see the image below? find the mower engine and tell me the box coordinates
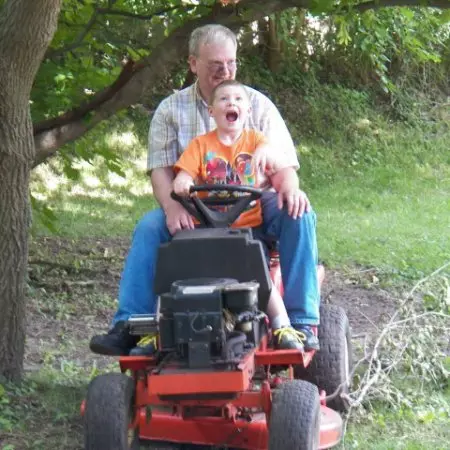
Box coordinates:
[156,278,266,369]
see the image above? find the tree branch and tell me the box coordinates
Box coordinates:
[45,3,195,60]
[96,23,150,54]
[45,9,99,59]
[32,1,281,164]
[96,4,195,21]
[34,58,142,135]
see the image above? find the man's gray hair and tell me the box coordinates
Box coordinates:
[189,24,237,56]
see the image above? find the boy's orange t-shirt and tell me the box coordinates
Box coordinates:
[174,129,267,228]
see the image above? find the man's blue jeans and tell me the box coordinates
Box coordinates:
[113,192,320,326]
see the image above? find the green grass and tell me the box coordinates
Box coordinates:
[313,165,449,281]
[341,386,450,450]
[0,368,113,450]
[299,123,450,284]
[31,129,159,237]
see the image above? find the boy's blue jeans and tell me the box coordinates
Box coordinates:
[113,192,320,326]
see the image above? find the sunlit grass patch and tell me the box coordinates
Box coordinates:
[303,124,450,284]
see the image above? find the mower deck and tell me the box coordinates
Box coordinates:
[115,344,342,450]
[138,406,342,449]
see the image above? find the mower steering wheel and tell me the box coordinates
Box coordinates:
[171,184,262,228]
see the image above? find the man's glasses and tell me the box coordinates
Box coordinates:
[205,60,238,73]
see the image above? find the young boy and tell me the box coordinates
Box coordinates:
[173,79,306,351]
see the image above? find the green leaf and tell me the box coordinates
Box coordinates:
[416,409,435,423]
[439,9,450,24]
[30,195,58,234]
[63,164,81,181]
[400,8,415,21]
[54,73,67,82]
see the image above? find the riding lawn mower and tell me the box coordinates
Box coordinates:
[81,185,352,450]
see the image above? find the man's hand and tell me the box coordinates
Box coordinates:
[165,200,195,235]
[167,171,195,235]
[269,166,311,220]
[173,171,194,197]
[277,186,311,220]
[151,167,195,235]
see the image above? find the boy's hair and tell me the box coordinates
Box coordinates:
[189,24,237,57]
[209,80,248,106]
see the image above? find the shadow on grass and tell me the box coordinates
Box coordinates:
[1,373,245,450]
[0,375,86,450]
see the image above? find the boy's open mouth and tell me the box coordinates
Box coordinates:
[226,111,238,122]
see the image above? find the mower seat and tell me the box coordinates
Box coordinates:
[154,227,272,312]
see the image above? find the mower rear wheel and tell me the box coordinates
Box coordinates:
[268,380,320,450]
[84,372,139,450]
[297,304,352,412]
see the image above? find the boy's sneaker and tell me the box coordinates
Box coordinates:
[89,321,138,356]
[292,324,320,351]
[273,327,305,352]
[129,334,158,356]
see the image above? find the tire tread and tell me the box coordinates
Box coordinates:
[84,372,137,450]
[297,305,352,412]
[269,380,320,450]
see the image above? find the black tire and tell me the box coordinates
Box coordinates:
[296,304,352,412]
[84,373,139,450]
[268,380,320,450]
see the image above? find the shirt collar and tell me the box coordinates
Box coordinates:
[194,80,208,108]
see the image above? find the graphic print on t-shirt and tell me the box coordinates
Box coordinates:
[204,151,256,186]
[204,151,257,212]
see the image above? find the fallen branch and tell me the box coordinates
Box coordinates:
[29,259,81,272]
[341,262,450,448]
[324,353,368,403]
[63,280,97,288]
[28,259,121,276]
[407,260,450,299]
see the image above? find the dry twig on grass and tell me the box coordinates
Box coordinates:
[340,262,450,448]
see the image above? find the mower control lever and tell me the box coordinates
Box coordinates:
[171,184,262,228]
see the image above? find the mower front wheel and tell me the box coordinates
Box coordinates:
[84,372,139,450]
[268,380,320,450]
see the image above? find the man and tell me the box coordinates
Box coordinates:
[89,24,320,355]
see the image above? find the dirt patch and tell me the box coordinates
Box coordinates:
[25,237,131,373]
[322,270,398,335]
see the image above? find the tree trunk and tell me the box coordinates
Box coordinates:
[294,8,309,72]
[267,14,282,73]
[240,22,255,51]
[0,114,33,380]
[0,0,62,381]
[257,17,269,56]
